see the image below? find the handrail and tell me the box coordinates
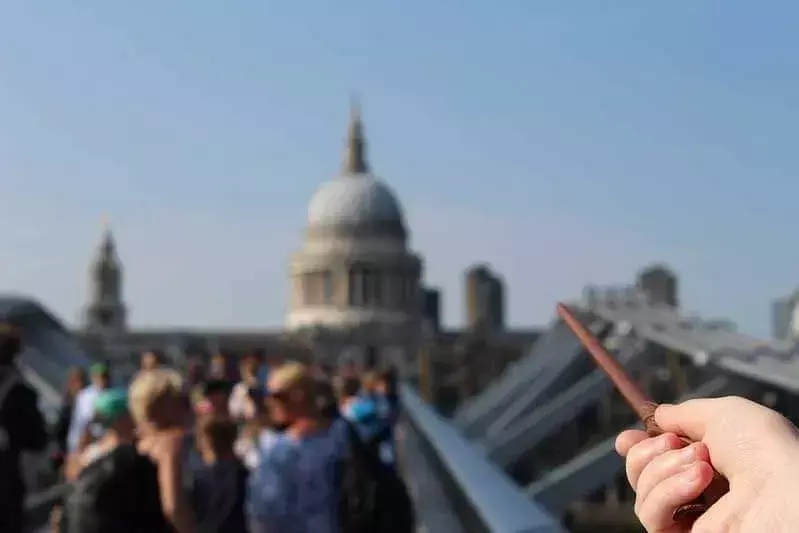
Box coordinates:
[400,384,566,533]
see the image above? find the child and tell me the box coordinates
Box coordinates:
[191,414,249,533]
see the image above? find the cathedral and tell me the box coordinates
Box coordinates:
[74,103,539,400]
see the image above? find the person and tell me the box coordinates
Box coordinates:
[229,354,260,421]
[616,396,799,533]
[339,376,395,469]
[62,389,172,533]
[208,353,229,381]
[140,351,161,372]
[248,362,347,533]
[201,379,233,416]
[0,323,48,533]
[67,362,111,455]
[234,388,278,470]
[375,368,400,424]
[190,414,249,533]
[185,356,207,391]
[52,367,87,473]
[129,368,197,533]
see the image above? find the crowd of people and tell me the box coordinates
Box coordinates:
[7,323,799,532]
[51,349,415,533]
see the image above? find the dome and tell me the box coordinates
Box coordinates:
[305,100,406,236]
[307,175,405,229]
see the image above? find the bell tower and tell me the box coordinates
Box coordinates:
[84,218,127,332]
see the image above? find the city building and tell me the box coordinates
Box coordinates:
[73,103,540,391]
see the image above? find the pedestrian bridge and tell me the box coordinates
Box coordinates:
[12,285,799,532]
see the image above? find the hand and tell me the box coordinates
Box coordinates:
[616,396,799,532]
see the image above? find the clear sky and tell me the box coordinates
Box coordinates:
[0,2,797,337]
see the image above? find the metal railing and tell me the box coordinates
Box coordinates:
[400,384,567,533]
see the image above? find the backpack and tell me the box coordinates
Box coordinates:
[338,421,415,533]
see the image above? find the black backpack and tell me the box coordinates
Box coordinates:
[338,422,415,533]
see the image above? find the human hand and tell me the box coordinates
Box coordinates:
[616,396,799,533]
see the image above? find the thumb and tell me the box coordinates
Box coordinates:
[654,398,724,442]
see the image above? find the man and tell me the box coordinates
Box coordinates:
[0,323,48,533]
[248,362,347,533]
[140,351,160,372]
[63,389,173,533]
[67,362,111,455]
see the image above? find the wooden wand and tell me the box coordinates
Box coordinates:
[556,302,729,526]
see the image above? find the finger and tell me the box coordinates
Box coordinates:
[615,430,648,457]
[636,442,710,504]
[654,396,756,442]
[626,433,684,489]
[636,461,715,532]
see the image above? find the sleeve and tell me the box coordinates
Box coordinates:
[247,445,288,528]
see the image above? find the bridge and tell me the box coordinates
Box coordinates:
[10,281,799,532]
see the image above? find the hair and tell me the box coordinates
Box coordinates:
[128,368,185,426]
[361,371,379,394]
[339,376,361,399]
[196,414,238,456]
[378,368,397,394]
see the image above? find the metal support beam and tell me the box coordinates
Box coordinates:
[482,336,651,468]
[526,377,733,515]
[478,319,612,440]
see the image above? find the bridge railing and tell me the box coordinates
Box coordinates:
[400,384,567,533]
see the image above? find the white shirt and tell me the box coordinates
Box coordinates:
[228,381,253,420]
[67,385,100,453]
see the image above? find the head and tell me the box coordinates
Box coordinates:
[94,389,135,442]
[202,380,232,416]
[66,367,88,398]
[140,351,160,371]
[185,357,206,387]
[0,323,21,368]
[376,368,396,396]
[266,361,319,427]
[338,376,362,404]
[209,353,227,379]
[361,371,378,396]
[129,368,189,436]
[239,354,260,382]
[90,363,111,390]
[195,414,238,463]
[314,378,339,421]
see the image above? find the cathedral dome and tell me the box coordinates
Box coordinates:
[307,175,405,230]
[305,102,406,237]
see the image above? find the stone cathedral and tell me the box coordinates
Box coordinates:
[72,103,539,398]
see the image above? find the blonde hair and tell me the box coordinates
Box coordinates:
[128,368,184,425]
[269,361,311,392]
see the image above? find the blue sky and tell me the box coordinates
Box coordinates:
[0,2,797,337]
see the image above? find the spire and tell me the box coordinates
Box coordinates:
[342,96,369,175]
[98,214,116,261]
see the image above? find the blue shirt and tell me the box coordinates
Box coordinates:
[247,420,348,533]
[342,398,395,467]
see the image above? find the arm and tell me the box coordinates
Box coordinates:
[155,437,197,533]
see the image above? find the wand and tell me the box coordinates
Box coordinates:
[556,303,729,525]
